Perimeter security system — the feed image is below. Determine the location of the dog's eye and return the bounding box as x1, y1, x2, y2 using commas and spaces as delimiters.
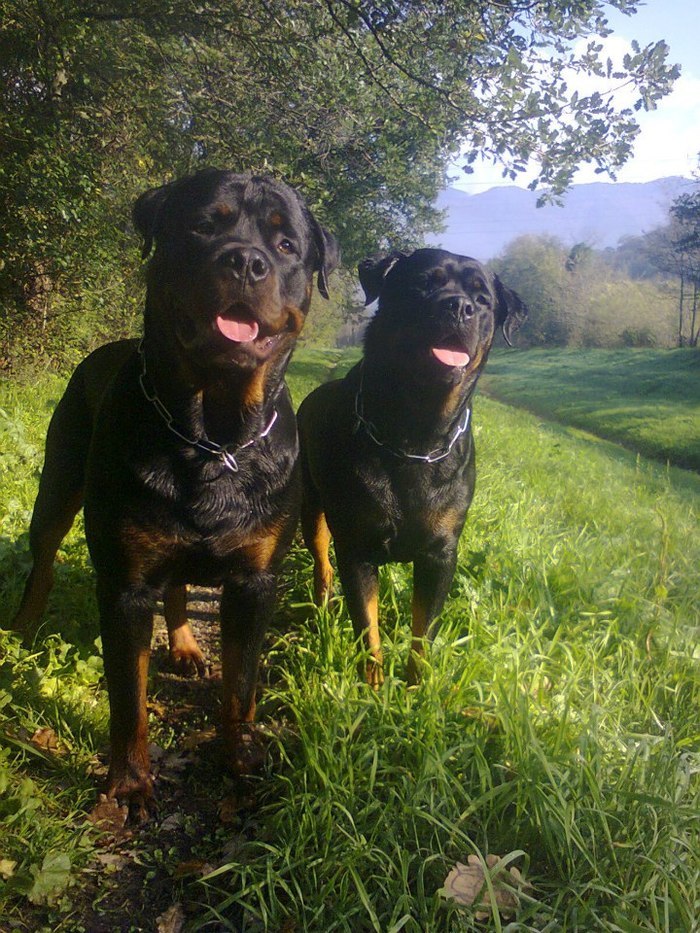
476, 294, 490, 307
193, 220, 216, 236
277, 238, 296, 255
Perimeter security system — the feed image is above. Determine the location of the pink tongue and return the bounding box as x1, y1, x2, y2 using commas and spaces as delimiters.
432, 347, 470, 368
216, 316, 259, 343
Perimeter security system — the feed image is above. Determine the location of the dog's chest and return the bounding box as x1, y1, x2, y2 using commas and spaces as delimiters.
144, 450, 290, 536
343, 459, 466, 562
86, 439, 296, 584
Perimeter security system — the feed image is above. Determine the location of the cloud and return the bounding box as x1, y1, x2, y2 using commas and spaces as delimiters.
569, 36, 700, 182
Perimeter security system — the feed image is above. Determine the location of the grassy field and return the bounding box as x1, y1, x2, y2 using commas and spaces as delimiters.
480, 347, 700, 472
0, 347, 699, 931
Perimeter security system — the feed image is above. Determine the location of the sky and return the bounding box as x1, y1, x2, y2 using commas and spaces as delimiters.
452, 0, 700, 193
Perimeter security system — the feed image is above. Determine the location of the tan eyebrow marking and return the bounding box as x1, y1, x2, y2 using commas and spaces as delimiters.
269, 211, 284, 227
213, 203, 233, 218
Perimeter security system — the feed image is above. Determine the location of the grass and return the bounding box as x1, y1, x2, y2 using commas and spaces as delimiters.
480, 347, 700, 472
1, 347, 699, 930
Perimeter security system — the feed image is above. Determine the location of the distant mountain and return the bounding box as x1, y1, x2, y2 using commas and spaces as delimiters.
426, 176, 694, 261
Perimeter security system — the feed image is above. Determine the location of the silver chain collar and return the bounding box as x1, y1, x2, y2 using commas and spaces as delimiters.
353, 362, 471, 464
137, 340, 277, 473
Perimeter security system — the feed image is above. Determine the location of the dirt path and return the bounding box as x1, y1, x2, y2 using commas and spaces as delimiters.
19, 587, 269, 932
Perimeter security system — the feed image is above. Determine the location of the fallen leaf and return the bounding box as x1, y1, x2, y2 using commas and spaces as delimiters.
94, 852, 128, 872
160, 813, 185, 832
182, 727, 217, 750
440, 853, 530, 920
87, 756, 109, 779
156, 902, 186, 933
0, 858, 17, 879
173, 859, 214, 879
30, 726, 59, 753
87, 794, 130, 841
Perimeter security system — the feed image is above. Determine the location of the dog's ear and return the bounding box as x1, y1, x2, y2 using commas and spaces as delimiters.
358, 252, 405, 305
493, 275, 528, 346
310, 217, 340, 300
133, 182, 174, 260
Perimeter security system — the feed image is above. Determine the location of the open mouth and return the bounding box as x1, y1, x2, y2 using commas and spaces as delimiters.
432, 347, 470, 368
215, 305, 286, 361
430, 341, 471, 368
216, 315, 260, 343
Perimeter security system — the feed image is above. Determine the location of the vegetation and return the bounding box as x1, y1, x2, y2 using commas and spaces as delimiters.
1, 1, 680, 366
1, 348, 698, 930
481, 347, 700, 471
668, 188, 700, 345
609, 186, 700, 347
491, 234, 679, 349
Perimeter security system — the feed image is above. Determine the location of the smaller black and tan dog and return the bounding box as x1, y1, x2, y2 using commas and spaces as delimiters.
298, 248, 526, 685
13, 168, 338, 818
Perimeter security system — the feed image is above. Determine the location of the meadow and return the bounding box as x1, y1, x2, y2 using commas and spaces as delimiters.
0, 347, 698, 931
480, 347, 700, 472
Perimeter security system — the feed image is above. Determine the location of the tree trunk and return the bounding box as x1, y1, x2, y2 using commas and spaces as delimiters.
678, 272, 685, 347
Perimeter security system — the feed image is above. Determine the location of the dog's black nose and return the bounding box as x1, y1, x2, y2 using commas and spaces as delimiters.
439, 294, 474, 317
220, 246, 270, 284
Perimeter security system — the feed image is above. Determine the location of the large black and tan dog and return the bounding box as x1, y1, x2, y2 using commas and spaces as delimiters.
13, 168, 338, 817
298, 248, 525, 685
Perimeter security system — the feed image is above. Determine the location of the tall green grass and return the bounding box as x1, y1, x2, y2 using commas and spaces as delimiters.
1, 350, 698, 930
480, 347, 700, 471
196, 352, 699, 930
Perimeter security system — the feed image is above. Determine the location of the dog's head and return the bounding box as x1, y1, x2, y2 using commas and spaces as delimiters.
360, 248, 526, 384
133, 168, 339, 374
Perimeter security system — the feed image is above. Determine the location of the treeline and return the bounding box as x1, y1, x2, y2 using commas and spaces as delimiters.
0, 1, 679, 371
492, 183, 700, 349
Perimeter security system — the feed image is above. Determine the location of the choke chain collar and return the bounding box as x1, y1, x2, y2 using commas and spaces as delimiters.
353, 362, 470, 464
137, 340, 277, 473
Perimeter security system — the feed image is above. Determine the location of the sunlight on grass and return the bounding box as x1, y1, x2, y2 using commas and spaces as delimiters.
481, 347, 700, 471
1, 349, 698, 929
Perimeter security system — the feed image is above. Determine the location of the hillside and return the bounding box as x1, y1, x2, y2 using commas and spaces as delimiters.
481, 347, 700, 473
428, 176, 692, 261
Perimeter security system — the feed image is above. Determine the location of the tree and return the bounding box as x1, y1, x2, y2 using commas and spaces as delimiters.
494, 234, 678, 348
621, 181, 700, 347
0, 1, 681, 364
668, 186, 700, 346
491, 236, 572, 346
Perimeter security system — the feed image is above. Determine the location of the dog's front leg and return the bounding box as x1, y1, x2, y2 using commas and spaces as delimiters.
407, 550, 458, 685
97, 578, 156, 822
219, 572, 276, 776
163, 585, 207, 676
336, 551, 383, 688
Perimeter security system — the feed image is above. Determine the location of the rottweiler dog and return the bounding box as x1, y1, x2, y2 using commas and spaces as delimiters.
13, 168, 338, 818
298, 248, 525, 685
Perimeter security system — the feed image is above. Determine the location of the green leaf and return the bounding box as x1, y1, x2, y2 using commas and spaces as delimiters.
28, 851, 72, 905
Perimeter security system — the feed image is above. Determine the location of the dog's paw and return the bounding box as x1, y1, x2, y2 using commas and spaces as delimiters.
105, 764, 156, 824
167, 623, 208, 677
168, 644, 208, 677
